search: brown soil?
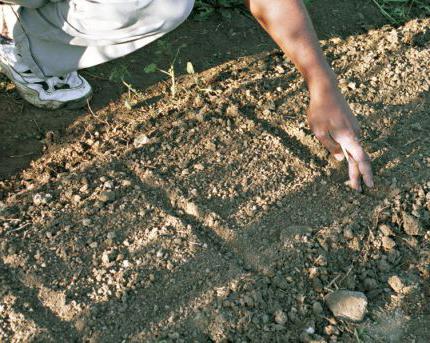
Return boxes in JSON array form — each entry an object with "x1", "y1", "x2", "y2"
[{"x1": 1, "y1": 1, "x2": 429, "y2": 342}]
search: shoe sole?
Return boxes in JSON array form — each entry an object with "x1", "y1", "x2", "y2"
[{"x1": 0, "y1": 61, "x2": 92, "y2": 110}]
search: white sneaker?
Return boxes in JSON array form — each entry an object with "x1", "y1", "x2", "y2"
[{"x1": 0, "y1": 41, "x2": 92, "y2": 109}]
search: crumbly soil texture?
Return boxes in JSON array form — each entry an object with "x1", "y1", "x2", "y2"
[{"x1": 0, "y1": 2, "x2": 430, "y2": 342}]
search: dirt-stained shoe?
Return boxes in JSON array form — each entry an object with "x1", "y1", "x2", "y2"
[{"x1": 0, "y1": 41, "x2": 92, "y2": 110}]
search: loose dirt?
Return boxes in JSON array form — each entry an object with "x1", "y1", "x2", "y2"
[{"x1": 1, "y1": 1, "x2": 429, "y2": 342}]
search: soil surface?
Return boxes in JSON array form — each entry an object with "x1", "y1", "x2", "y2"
[{"x1": 1, "y1": 1, "x2": 430, "y2": 342}]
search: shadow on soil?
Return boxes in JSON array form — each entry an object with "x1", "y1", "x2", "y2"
[
  {"x1": 1, "y1": 1, "x2": 429, "y2": 341},
  {"x1": 2, "y1": 0, "x2": 428, "y2": 180},
  {"x1": 1, "y1": 75, "x2": 428, "y2": 339}
]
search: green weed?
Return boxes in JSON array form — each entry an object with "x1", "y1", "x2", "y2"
[
  {"x1": 143, "y1": 45, "x2": 187, "y2": 98},
  {"x1": 193, "y1": 0, "x2": 315, "y2": 21},
  {"x1": 372, "y1": 0, "x2": 430, "y2": 23},
  {"x1": 108, "y1": 64, "x2": 131, "y2": 83},
  {"x1": 193, "y1": 0, "x2": 246, "y2": 20}
]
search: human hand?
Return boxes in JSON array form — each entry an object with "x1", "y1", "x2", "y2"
[{"x1": 307, "y1": 87, "x2": 374, "y2": 192}]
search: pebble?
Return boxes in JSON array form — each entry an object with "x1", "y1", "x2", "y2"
[
  {"x1": 325, "y1": 290, "x2": 368, "y2": 322},
  {"x1": 133, "y1": 134, "x2": 151, "y2": 147},
  {"x1": 343, "y1": 227, "x2": 354, "y2": 240},
  {"x1": 379, "y1": 224, "x2": 394, "y2": 236},
  {"x1": 101, "y1": 251, "x2": 110, "y2": 266},
  {"x1": 274, "y1": 309, "x2": 288, "y2": 325},
  {"x1": 312, "y1": 277, "x2": 323, "y2": 292},
  {"x1": 324, "y1": 325, "x2": 339, "y2": 336},
  {"x1": 107, "y1": 231, "x2": 116, "y2": 240},
  {"x1": 402, "y1": 212, "x2": 423, "y2": 236},
  {"x1": 72, "y1": 194, "x2": 82, "y2": 204},
  {"x1": 121, "y1": 180, "x2": 132, "y2": 187},
  {"x1": 104, "y1": 180, "x2": 114, "y2": 189},
  {"x1": 33, "y1": 193, "x2": 52, "y2": 206},
  {"x1": 98, "y1": 191, "x2": 116, "y2": 203},
  {"x1": 82, "y1": 218, "x2": 92, "y2": 227},
  {"x1": 381, "y1": 236, "x2": 396, "y2": 251},
  {"x1": 387, "y1": 275, "x2": 404, "y2": 293}
]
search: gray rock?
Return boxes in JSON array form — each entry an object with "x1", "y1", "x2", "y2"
[{"x1": 325, "y1": 290, "x2": 367, "y2": 322}]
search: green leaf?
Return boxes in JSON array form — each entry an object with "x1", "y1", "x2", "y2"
[{"x1": 144, "y1": 63, "x2": 158, "y2": 73}]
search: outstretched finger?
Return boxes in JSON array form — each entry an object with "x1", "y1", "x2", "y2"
[
  {"x1": 315, "y1": 132, "x2": 344, "y2": 161},
  {"x1": 347, "y1": 152, "x2": 362, "y2": 192},
  {"x1": 338, "y1": 136, "x2": 374, "y2": 188}
]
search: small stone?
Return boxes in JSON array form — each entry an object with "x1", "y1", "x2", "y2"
[
  {"x1": 304, "y1": 326, "x2": 315, "y2": 335},
  {"x1": 184, "y1": 202, "x2": 202, "y2": 217},
  {"x1": 89, "y1": 242, "x2": 98, "y2": 249},
  {"x1": 343, "y1": 227, "x2": 354, "y2": 240},
  {"x1": 107, "y1": 231, "x2": 116, "y2": 240},
  {"x1": 33, "y1": 194, "x2": 43, "y2": 206},
  {"x1": 312, "y1": 277, "x2": 323, "y2": 292},
  {"x1": 82, "y1": 218, "x2": 92, "y2": 227},
  {"x1": 274, "y1": 309, "x2": 288, "y2": 325},
  {"x1": 133, "y1": 134, "x2": 151, "y2": 147},
  {"x1": 381, "y1": 236, "x2": 396, "y2": 251},
  {"x1": 226, "y1": 104, "x2": 240, "y2": 117},
  {"x1": 312, "y1": 301, "x2": 324, "y2": 316},
  {"x1": 33, "y1": 193, "x2": 51, "y2": 206},
  {"x1": 121, "y1": 180, "x2": 132, "y2": 187},
  {"x1": 324, "y1": 325, "x2": 339, "y2": 336},
  {"x1": 72, "y1": 194, "x2": 82, "y2": 203},
  {"x1": 101, "y1": 251, "x2": 110, "y2": 266},
  {"x1": 325, "y1": 290, "x2": 367, "y2": 322},
  {"x1": 193, "y1": 163, "x2": 205, "y2": 171},
  {"x1": 98, "y1": 191, "x2": 116, "y2": 203},
  {"x1": 379, "y1": 224, "x2": 394, "y2": 236},
  {"x1": 402, "y1": 212, "x2": 423, "y2": 236},
  {"x1": 387, "y1": 275, "x2": 404, "y2": 293},
  {"x1": 79, "y1": 184, "x2": 89, "y2": 193},
  {"x1": 104, "y1": 180, "x2": 114, "y2": 189}
]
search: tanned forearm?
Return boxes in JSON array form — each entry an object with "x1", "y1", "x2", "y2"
[
  {"x1": 245, "y1": 0, "x2": 336, "y2": 96},
  {"x1": 245, "y1": 0, "x2": 374, "y2": 191}
]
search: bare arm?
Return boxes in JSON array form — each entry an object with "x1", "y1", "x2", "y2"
[{"x1": 246, "y1": 0, "x2": 374, "y2": 191}]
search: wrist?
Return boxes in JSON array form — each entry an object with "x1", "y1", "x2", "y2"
[{"x1": 305, "y1": 67, "x2": 339, "y2": 98}]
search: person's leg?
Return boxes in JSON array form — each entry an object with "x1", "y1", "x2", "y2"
[
  {"x1": 0, "y1": 0, "x2": 195, "y2": 109},
  {"x1": 0, "y1": 1, "x2": 93, "y2": 109}
]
